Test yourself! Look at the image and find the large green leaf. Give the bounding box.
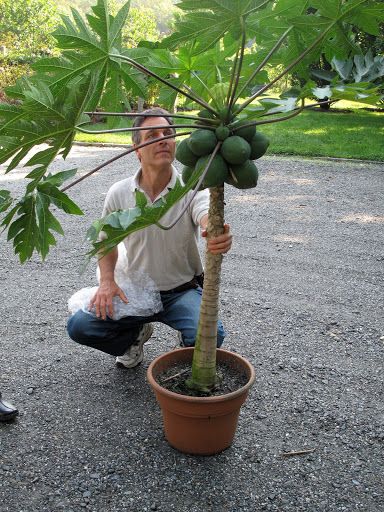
[5,195,40,263]
[162,1,273,54]
[30,1,146,108]
[0,73,97,171]
[343,1,384,35]
[0,190,12,214]
[2,174,83,262]
[312,82,381,105]
[246,0,383,82]
[87,173,206,258]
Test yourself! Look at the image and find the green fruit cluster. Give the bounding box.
[176,109,270,190]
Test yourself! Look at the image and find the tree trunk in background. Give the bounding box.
[137,97,144,112]
[188,186,225,392]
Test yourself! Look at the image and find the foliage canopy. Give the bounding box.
[0,0,383,263]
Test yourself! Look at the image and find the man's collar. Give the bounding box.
[133,165,178,192]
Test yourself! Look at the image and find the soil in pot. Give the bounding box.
[156,360,249,397]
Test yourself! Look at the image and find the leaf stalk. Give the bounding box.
[114,53,219,115]
[61,131,191,192]
[228,17,247,114]
[235,21,338,115]
[234,26,293,105]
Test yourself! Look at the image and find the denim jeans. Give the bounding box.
[67,287,226,356]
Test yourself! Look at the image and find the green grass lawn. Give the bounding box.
[75,108,384,161]
[261,109,383,161]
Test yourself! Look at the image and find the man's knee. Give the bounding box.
[180,322,226,348]
[67,312,88,342]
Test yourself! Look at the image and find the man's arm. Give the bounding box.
[89,247,128,320]
[200,214,233,255]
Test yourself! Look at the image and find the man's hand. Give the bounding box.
[201,223,232,255]
[89,280,128,320]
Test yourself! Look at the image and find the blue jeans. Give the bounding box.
[67,287,226,356]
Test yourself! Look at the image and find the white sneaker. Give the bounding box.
[116,324,154,368]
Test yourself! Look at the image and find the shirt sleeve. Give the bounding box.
[189,188,209,226]
[102,184,118,217]
[101,178,133,217]
[99,181,126,241]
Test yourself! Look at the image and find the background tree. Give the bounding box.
[131,0,176,35]
[0,0,59,58]
[108,1,160,47]
[0,0,60,97]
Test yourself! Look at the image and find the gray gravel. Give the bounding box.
[1,147,383,512]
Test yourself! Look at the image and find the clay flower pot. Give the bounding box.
[147,347,256,455]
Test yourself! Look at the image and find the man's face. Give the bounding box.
[135,116,176,169]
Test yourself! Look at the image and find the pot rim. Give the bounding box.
[147,348,256,403]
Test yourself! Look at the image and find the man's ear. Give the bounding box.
[134,146,142,162]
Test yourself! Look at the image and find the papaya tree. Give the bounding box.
[0,0,382,393]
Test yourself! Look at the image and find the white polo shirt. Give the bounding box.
[102,166,209,291]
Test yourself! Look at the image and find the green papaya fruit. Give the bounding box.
[226,160,259,189]
[182,165,195,186]
[215,125,230,141]
[198,109,215,120]
[250,132,270,160]
[176,138,199,167]
[196,153,229,189]
[196,109,218,126]
[221,135,251,165]
[231,120,256,142]
[187,129,218,156]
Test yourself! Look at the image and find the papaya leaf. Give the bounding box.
[41,169,78,188]
[235,105,266,121]
[135,190,148,209]
[312,81,381,105]
[258,96,298,114]
[6,195,39,263]
[161,1,268,54]
[0,104,24,135]
[0,168,83,261]
[118,208,143,230]
[0,190,12,214]
[37,183,83,216]
[331,83,381,105]
[343,1,384,36]
[30,1,144,108]
[311,69,338,82]
[87,175,203,258]
[309,0,343,19]
[25,166,51,194]
[332,52,384,84]
[35,191,62,260]
[312,85,333,100]
[0,72,99,175]
[1,204,20,231]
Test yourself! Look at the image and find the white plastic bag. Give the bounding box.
[68,269,163,320]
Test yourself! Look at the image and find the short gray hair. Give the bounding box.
[132,107,175,145]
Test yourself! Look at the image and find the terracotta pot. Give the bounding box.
[147,348,256,455]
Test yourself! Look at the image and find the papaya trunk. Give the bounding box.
[188,186,225,392]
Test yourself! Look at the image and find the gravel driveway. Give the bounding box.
[1,146,383,512]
